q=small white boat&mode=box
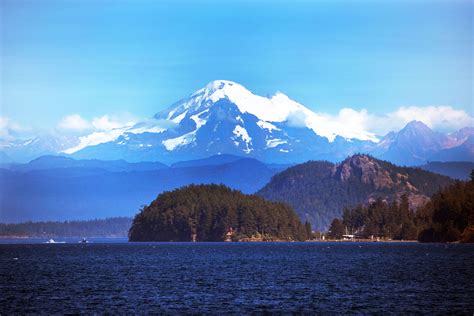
[45,239,65,244]
[79,238,89,243]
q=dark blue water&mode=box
[1,242,473,313]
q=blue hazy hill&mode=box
[418,161,474,180]
[0,155,277,222]
[3,155,168,172]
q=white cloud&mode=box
[308,105,473,141]
[58,113,143,153]
[6,104,473,149]
[312,108,379,142]
[57,114,91,131]
[0,117,29,142]
[92,115,136,131]
[383,106,474,133]
[57,113,137,133]
[0,117,14,141]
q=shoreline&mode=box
[307,239,419,243]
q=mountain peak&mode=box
[396,121,437,142]
[191,80,249,99]
[162,80,310,125]
[334,154,397,188]
[403,120,431,132]
[204,79,242,91]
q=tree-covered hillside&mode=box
[417,173,474,243]
[129,184,310,242]
[328,195,419,240]
[419,161,474,180]
[258,154,453,231]
[0,217,132,238]
[328,173,474,243]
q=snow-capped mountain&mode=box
[375,121,474,165]
[156,80,378,141]
[65,80,374,163]
[0,134,79,163]
[2,80,473,165]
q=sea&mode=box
[1,239,473,314]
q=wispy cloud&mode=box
[0,117,30,143]
[5,105,473,146]
[382,106,473,133]
[91,115,136,131]
[57,114,91,131]
[313,105,473,140]
[57,113,137,133]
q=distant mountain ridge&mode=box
[2,155,168,172]
[171,154,248,168]
[0,154,462,228]
[1,80,472,165]
[0,155,279,223]
[376,122,474,165]
[258,154,453,231]
[418,161,474,180]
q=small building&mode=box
[225,227,234,242]
[342,234,355,241]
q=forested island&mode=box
[0,217,132,238]
[328,172,474,243]
[129,184,311,242]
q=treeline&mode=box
[129,184,311,242]
[417,175,473,242]
[258,156,453,231]
[0,217,132,238]
[328,195,418,240]
[258,160,378,231]
[328,172,474,242]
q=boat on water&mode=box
[45,239,65,244]
[79,238,89,243]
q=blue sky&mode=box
[1,0,472,130]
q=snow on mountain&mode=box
[376,121,474,165]
[232,125,253,153]
[446,127,474,148]
[3,80,472,165]
[162,131,195,151]
[62,119,167,154]
[0,134,79,163]
[59,81,474,164]
[186,80,307,122]
[62,128,128,154]
[156,80,378,143]
[257,120,280,132]
[42,80,379,161]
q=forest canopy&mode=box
[258,155,453,231]
[417,173,474,243]
[328,172,474,243]
[0,217,132,238]
[129,184,310,242]
[328,195,418,240]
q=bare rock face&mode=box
[333,154,427,210]
[258,153,453,231]
[332,154,395,189]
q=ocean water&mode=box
[1,241,473,313]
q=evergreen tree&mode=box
[258,155,452,231]
[304,221,313,240]
[418,179,474,243]
[328,218,345,239]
